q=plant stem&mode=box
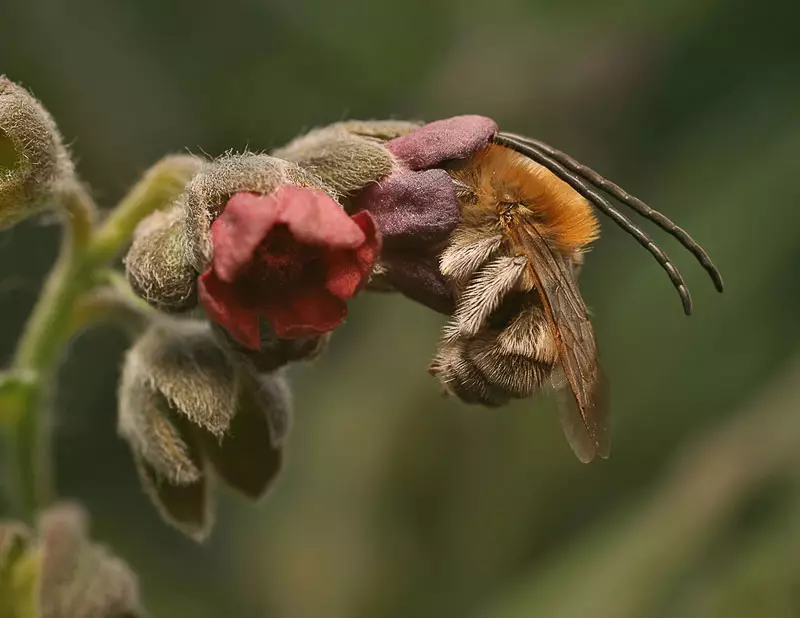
[13,183,95,371]
[9,183,96,519]
[86,155,202,266]
[5,157,199,520]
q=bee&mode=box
[430,134,724,463]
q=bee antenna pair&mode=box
[493,132,724,315]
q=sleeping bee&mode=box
[431,134,724,463]
[273,117,723,463]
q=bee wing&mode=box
[553,367,610,463]
[505,221,610,462]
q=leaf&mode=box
[0,524,39,618]
[0,371,37,428]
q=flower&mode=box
[197,186,380,350]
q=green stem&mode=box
[13,183,95,371]
[86,155,202,266]
[68,270,158,335]
[9,183,95,519]
[5,156,199,520]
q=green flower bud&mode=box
[118,320,290,540]
[0,521,36,618]
[0,77,73,229]
[124,206,197,312]
[122,155,204,312]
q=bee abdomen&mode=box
[430,341,511,407]
[466,334,554,399]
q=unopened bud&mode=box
[118,319,293,539]
[198,371,289,500]
[120,320,238,441]
[0,77,73,228]
[37,502,146,618]
[133,452,211,543]
[124,205,197,312]
[273,122,396,198]
[118,320,219,538]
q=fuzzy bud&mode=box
[0,77,73,229]
[118,320,238,482]
[272,122,403,198]
[198,371,289,499]
[133,451,211,542]
[182,154,331,274]
[37,503,146,618]
[0,504,146,618]
[122,155,204,312]
[118,319,290,540]
[124,205,197,312]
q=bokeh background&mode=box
[1,0,799,616]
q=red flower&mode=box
[198,186,380,349]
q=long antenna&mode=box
[501,133,724,292]
[494,133,694,315]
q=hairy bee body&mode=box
[431,144,599,406]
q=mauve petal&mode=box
[354,169,459,250]
[198,269,261,349]
[212,192,279,283]
[262,287,347,339]
[384,256,455,315]
[273,185,365,249]
[386,115,498,170]
[325,211,381,299]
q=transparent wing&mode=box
[504,219,610,462]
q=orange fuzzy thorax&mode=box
[451,144,600,254]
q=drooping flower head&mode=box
[125,154,381,366]
[197,187,380,350]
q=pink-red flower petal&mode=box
[262,287,347,339]
[211,192,279,283]
[198,268,261,349]
[202,186,380,346]
[324,211,381,299]
[273,185,366,249]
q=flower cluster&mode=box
[122,115,502,536]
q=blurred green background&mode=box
[1,0,799,616]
